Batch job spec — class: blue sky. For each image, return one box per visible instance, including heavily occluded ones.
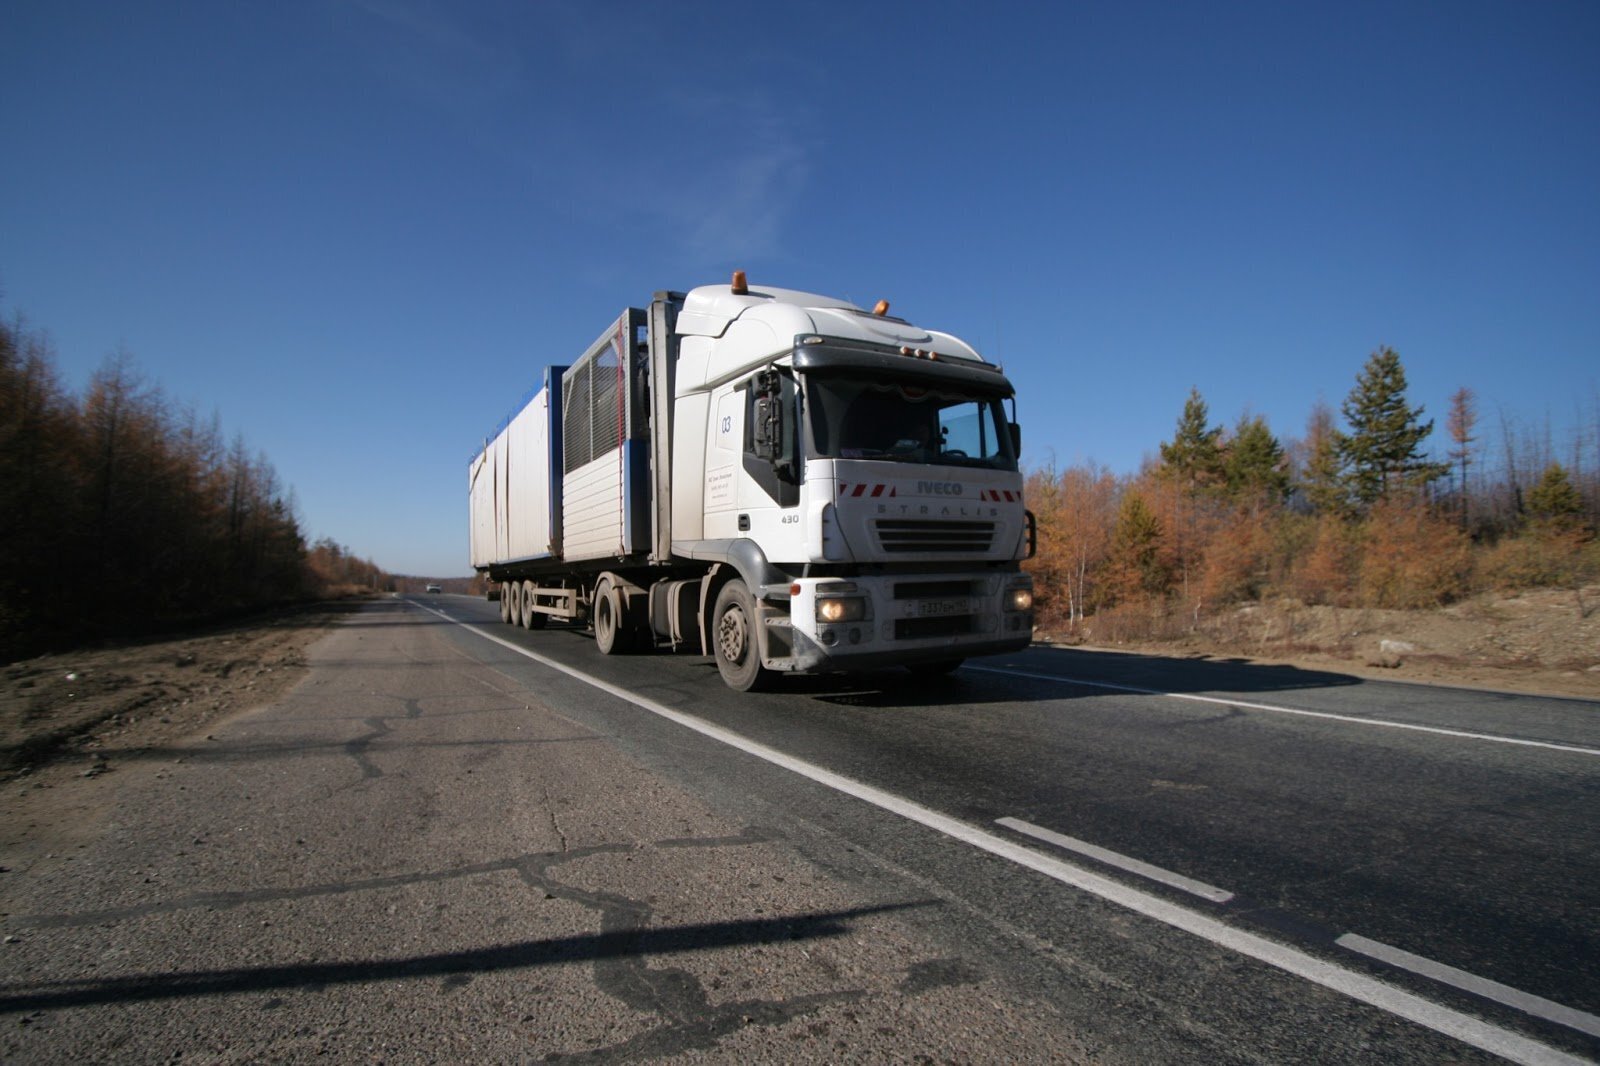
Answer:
[3,1,1596,576]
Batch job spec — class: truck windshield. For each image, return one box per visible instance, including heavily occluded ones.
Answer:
[803,374,1016,470]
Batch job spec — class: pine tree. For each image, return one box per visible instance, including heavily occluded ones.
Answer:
[1106,492,1169,602]
[1224,414,1289,504]
[1339,347,1447,505]
[1526,463,1587,532]
[1159,387,1224,491]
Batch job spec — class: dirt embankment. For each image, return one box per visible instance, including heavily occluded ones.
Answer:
[1040,583,1600,699]
[0,601,368,782]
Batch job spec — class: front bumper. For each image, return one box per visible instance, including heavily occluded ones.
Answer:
[771,571,1034,672]
[789,630,1031,672]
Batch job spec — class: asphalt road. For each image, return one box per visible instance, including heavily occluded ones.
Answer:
[3,595,1597,1064]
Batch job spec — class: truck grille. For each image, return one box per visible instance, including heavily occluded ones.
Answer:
[875,520,995,553]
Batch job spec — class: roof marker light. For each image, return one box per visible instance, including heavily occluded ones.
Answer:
[731,270,749,295]
[873,299,890,316]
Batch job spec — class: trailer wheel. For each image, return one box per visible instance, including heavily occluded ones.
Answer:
[712,579,769,691]
[499,586,511,623]
[593,577,629,654]
[513,582,548,629]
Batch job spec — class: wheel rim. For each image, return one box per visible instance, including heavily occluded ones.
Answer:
[717,603,749,664]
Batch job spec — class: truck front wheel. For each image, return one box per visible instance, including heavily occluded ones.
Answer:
[712,579,769,691]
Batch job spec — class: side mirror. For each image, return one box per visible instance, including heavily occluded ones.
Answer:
[754,393,783,461]
[1009,422,1022,455]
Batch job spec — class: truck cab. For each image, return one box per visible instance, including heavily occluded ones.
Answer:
[666,278,1034,688]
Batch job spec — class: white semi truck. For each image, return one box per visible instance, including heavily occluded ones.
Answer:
[469,273,1034,690]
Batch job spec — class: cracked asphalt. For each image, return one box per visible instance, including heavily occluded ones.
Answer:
[0,599,1080,1062]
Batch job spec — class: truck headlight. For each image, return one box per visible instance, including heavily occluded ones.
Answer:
[1007,588,1034,611]
[816,597,866,623]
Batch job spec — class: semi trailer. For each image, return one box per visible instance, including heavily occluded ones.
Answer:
[468,273,1034,690]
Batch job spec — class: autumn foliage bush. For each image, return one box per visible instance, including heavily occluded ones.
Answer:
[1026,476,1582,643]
[1290,516,1357,606]
[1356,499,1471,608]
[1477,529,1598,591]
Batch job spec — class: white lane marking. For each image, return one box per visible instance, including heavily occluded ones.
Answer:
[1338,934,1600,1040]
[419,603,1589,1066]
[962,665,1600,758]
[995,817,1235,903]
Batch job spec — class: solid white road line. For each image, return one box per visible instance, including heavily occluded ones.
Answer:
[419,604,1589,1066]
[962,664,1600,758]
[1338,934,1600,1040]
[994,817,1235,902]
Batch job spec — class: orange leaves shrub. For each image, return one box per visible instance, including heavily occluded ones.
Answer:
[1023,454,1586,636]
[1356,498,1471,608]
[1196,506,1273,605]
[1291,516,1357,605]
[1477,528,1596,590]
[1024,463,1117,628]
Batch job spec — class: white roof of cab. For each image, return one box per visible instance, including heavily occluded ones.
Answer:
[675,281,986,364]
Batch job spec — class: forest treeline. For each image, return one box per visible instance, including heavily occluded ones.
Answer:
[1,313,388,660]
[1025,347,1599,637]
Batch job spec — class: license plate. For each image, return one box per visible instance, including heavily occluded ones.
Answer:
[918,599,970,617]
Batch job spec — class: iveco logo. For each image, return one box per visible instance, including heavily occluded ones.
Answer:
[917,481,963,496]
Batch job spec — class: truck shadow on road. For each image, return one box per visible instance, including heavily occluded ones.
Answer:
[796,645,1364,710]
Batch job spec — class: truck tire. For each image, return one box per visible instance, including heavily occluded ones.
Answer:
[712,579,770,691]
[593,577,629,654]
[519,581,535,629]
[500,586,513,624]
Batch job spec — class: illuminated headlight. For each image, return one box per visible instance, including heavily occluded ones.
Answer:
[816,597,866,623]
[1007,588,1034,612]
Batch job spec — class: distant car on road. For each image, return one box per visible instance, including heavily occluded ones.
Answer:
[425,583,442,594]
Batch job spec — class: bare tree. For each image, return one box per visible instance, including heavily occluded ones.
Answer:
[1446,387,1477,530]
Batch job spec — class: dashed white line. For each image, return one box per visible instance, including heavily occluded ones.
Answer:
[998,808,1600,1044]
[962,664,1600,757]
[995,817,1235,902]
[1339,934,1600,1040]
[419,603,1591,1066]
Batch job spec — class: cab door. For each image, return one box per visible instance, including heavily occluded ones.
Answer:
[738,369,803,554]
[703,383,742,539]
